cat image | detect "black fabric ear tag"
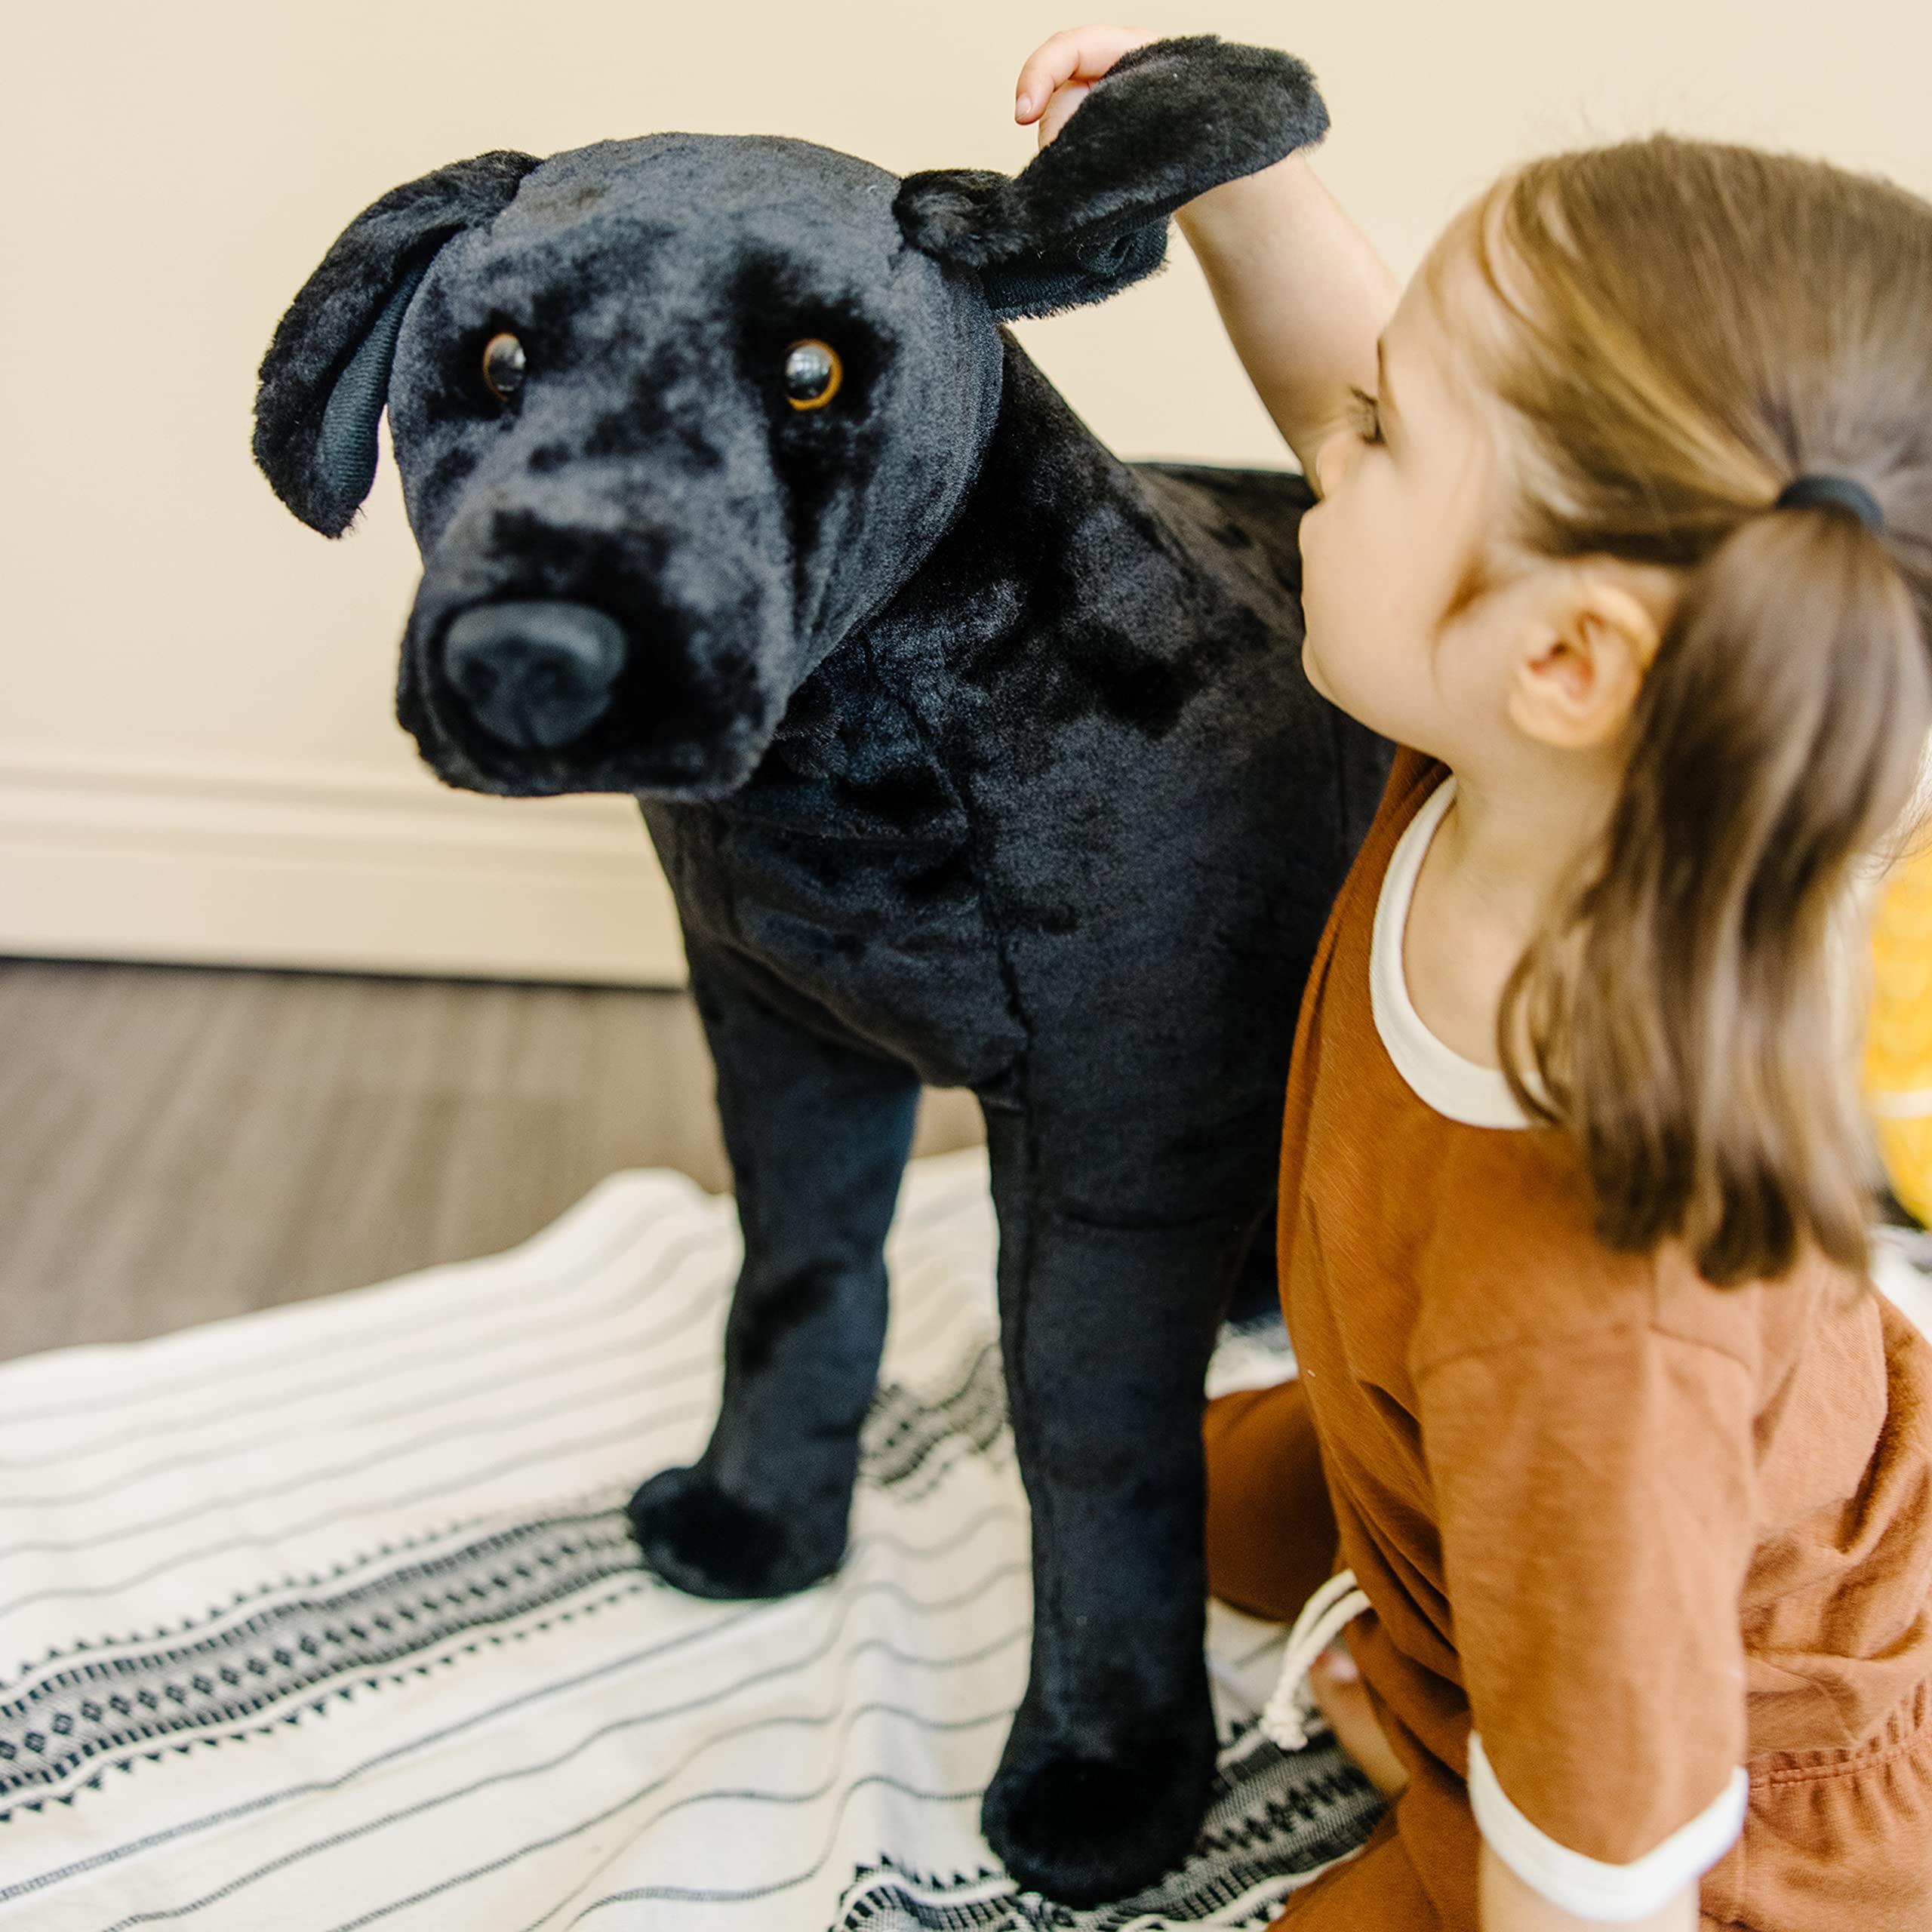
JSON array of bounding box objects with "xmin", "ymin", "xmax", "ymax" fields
[
  {"xmin": 315, "ymin": 260, "xmax": 430, "ymax": 510},
  {"xmin": 983, "ymin": 223, "xmax": 1170, "ymax": 324},
  {"xmin": 897, "ymin": 164, "xmax": 1174, "ymax": 321}
]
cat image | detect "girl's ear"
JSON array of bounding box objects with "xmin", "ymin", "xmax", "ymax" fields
[
  {"xmin": 894, "ymin": 35, "xmax": 1328, "ymax": 321},
  {"xmin": 1507, "ymin": 577, "xmax": 1666, "ymax": 749},
  {"xmin": 254, "ymin": 149, "xmax": 540, "ymax": 537}
]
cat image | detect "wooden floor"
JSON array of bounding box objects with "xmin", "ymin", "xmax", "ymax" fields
[{"xmin": 0, "ymin": 958, "xmax": 984, "ymax": 1363}]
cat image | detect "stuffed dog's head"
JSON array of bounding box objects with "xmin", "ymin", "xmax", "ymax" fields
[{"xmin": 254, "ymin": 36, "xmax": 1326, "ymax": 800}]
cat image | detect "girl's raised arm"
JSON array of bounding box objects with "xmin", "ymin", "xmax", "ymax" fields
[{"xmin": 1014, "ymin": 26, "xmax": 1398, "ymax": 485}]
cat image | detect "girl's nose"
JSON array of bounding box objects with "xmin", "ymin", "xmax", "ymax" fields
[{"xmin": 1313, "ymin": 429, "xmax": 1352, "ymax": 498}]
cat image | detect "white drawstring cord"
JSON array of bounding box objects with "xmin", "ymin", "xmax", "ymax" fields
[{"xmin": 1258, "ymin": 1567, "xmax": 1371, "ymax": 1752}]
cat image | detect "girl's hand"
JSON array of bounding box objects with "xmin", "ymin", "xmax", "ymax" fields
[
  {"xmin": 1013, "ymin": 26, "xmax": 1161, "ymax": 149},
  {"xmin": 1308, "ymin": 1633, "xmax": 1409, "ymax": 1800},
  {"xmin": 1014, "ymin": 26, "xmax": 1395, "ymax": 481}
]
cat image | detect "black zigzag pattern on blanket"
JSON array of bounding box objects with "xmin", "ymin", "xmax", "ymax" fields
[
  {"xmin": 861, "ymin": 1340, "xmax": 1009, "ymax": 1502},
  {"xmin": 0, "ymin": 1337, "xmax": 1017, "ymax": 1819},
  {"xmin": 833, "ymin": 1726, "xmax": 1386, "ymax": 1929},
  {"xmin": 0, "ymin": 1507, "xmax": 650, "ymax": 1817}
]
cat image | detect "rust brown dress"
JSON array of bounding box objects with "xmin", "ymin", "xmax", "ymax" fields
[{"xmin": 1204, "ymin": 749, "xmax": 1932, "ymax": 1930}]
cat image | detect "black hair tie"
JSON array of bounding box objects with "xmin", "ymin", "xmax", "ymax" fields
[{"xmin": 1774, "ymin": 473, "xmax": 1885, "ymax": 533}]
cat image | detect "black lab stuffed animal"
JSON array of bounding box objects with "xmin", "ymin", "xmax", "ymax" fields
[{"xmin": 253, "ymin": 35, "xmax": 1389, "ymax": 1906}]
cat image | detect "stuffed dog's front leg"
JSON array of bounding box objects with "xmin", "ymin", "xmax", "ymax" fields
[
  {"xmin": 627, "ymin": 943, "xmax": 921, "ymax": 1598},
  {"xmin": 977, "ymin": 1106, "xmax": 1247, "ymax": 1905}
]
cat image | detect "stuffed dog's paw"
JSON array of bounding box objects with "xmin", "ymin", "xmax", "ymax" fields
[
  {"xmin": 625, "ymin": 1463, "xmax": 847, "ymax": 1598},
  {"xmin": 982, "ymin": 1694, "xmax": 1220, "ymax": 1905}
]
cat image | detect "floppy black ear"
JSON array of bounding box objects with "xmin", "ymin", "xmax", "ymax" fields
[
  {"xmin": 895, "ymin": 35, "xmax": 1327, "ymax": 322},
  {"xmin": 253, "ymin": 149, "xmax": 540, "ymax": 537}
]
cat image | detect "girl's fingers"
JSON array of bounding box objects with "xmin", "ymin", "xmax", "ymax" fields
[
  {"xmin": 1309, "ymin": 1642, "xmax": 1410, "ymax": 1801},
  {"xmin": 1013, "ymin": 24, "xmax": 1159, "ymax": 123},
  {"xmin": 1035, "ymin": 83, "xmax": 1094, "ymax": 150}
]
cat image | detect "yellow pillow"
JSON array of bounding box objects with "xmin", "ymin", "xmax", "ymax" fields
[{"xmin": 1866, "ymin": 841, "xmax": 1932, "ymax": 1226}]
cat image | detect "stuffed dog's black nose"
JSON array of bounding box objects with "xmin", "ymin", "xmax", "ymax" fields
[{"xmin": 444, "ymin": 601, "xmax": 627, "ymax": 750}]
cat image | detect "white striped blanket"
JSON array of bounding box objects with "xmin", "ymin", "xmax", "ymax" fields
[{"xmin": 0, "ymin": 1149, "xmax": 1416, "ymax": 1932}]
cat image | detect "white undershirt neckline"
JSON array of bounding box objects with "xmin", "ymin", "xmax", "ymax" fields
[{"xmin": 1368, "ymin": 774, "xmax": 1532, "ymax": 1131}]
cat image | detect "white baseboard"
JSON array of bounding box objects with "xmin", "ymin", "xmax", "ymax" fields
[{"xmin": 0, "ymin": 749, "xmax": 688, "ymax": 986}]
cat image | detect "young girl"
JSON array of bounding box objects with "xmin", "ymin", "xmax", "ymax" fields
[{"xmin": 1015, "ymin": 28, "xmax": 1932, "ymax": 1932}]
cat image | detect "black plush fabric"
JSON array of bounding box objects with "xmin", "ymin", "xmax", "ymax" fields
[{"xmin": 252, "ymin": 35, "xmax": 1389, "ymax": 1908}]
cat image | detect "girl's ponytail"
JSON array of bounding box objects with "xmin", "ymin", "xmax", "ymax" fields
[
  {"xmin": 1451, "ymin": 136, "xmax": 1932, "ymax": 1282},
  {"xmin": 1502, "ymin": 502, "xmax": 1930, "ymax": 1281}
]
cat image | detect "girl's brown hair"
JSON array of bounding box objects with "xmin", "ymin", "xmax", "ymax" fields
[{"xmin": 1443, "ymin": 137, "xmax": 1932, "ymax": 1284}]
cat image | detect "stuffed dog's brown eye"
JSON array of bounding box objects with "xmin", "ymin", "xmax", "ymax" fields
[
  {"xmin": 783, "ymin": 339, "xmax": 841, "ymax": 411},
  {"xmin": 481, "ymin": 332, "xmax": 526, "ymax": 402}
]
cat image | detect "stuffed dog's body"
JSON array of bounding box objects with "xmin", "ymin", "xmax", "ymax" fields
[{"xmin": 254, "ymin": 38, "xmax": 1389, "ymax": 1904}]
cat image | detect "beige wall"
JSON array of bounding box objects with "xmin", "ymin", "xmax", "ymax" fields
[{"xmin": 4, "ymin": 2, "xmax": 1927, "ymax": 983}]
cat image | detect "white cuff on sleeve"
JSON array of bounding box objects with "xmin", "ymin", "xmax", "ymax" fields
[{"xmin": 1467, "ymin": 1731, "xmax": 1747, "ymax": 1924}]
